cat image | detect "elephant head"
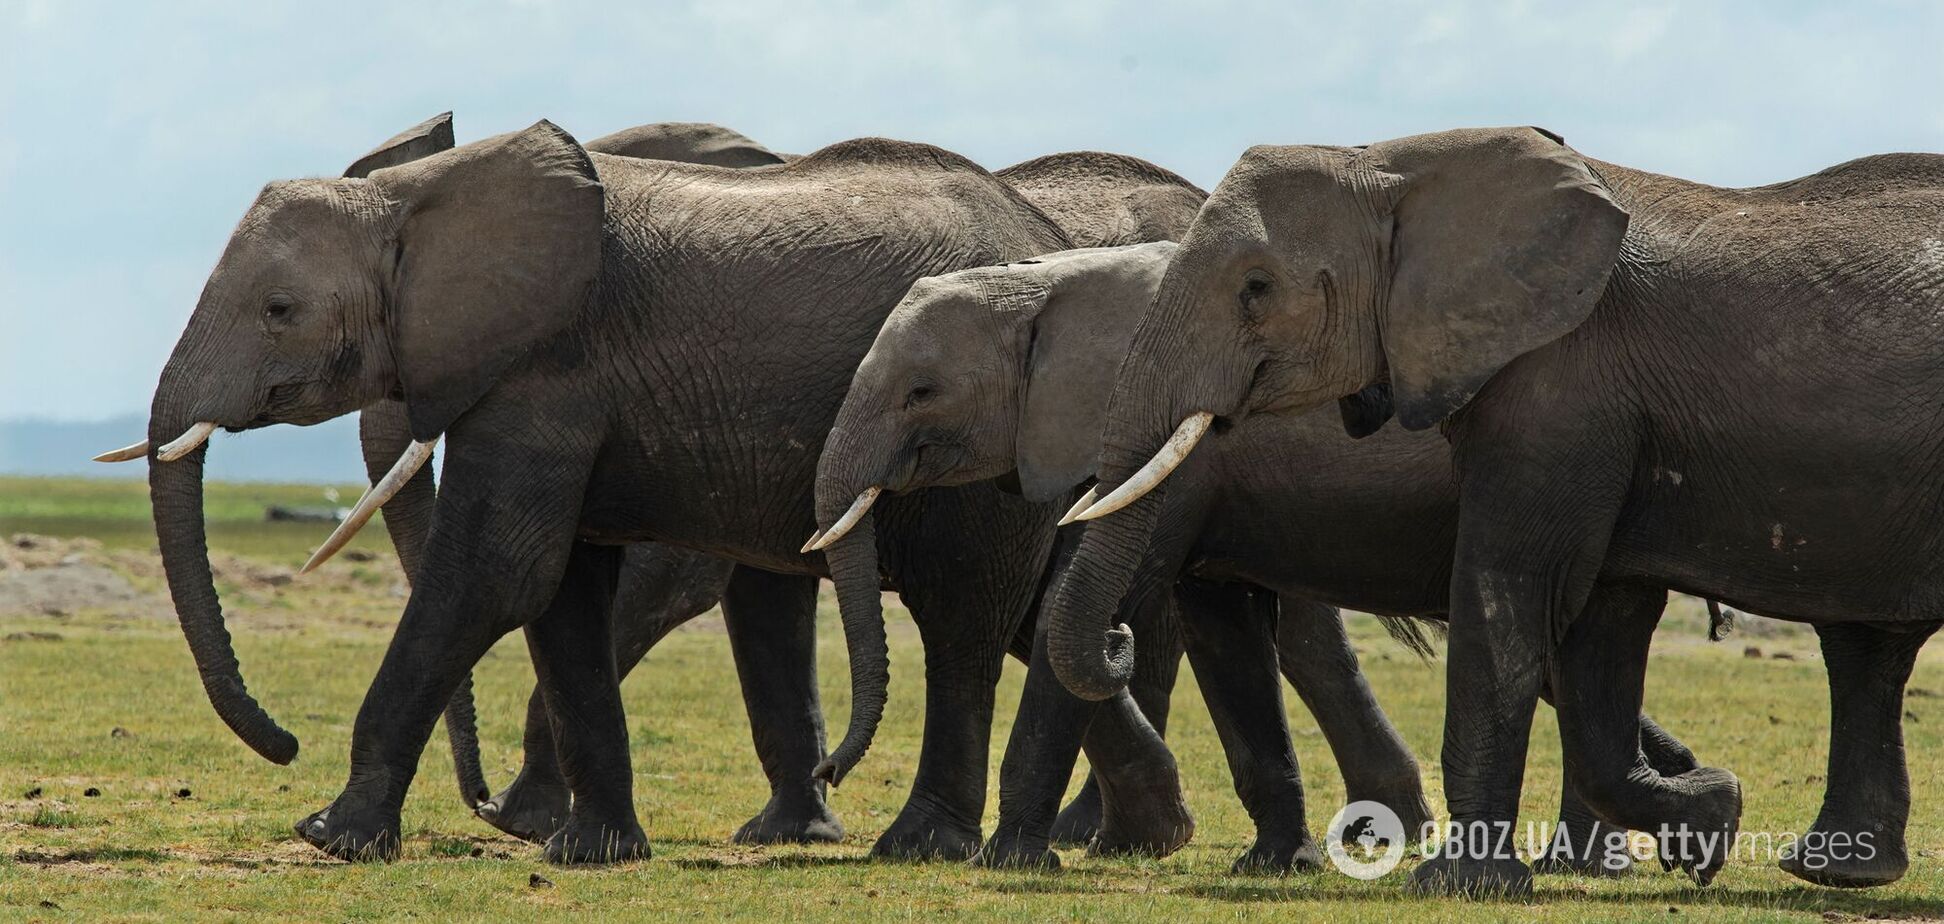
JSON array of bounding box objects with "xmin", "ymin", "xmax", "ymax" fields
[
  {"xmin": 135, "ymin": 120, "xmax": 605, "ymax": 763},
  {"xmin": 1053, "ymin": 127, "xmax": 1629, "ymax": 697},
  {"xmin": 807, "ymin": 243, "xmax": 1178, "ymax": 702}
]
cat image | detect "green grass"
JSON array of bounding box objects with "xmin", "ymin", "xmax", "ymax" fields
[
  {"xmin": 0, "ymin": 475, "xmax": 393, "ymax": 558},
  {"xmin": 4, "ymin": 475, "xmax": 1944, "ymax": 921}
]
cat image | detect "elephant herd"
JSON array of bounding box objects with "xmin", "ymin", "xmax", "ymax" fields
[{"xmin": 98, "ymin": 112, "xmax": 1944, "ymax": 897}]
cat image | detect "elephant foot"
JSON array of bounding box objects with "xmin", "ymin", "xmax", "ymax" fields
[
  {"xmin": 1779, "ymin": 825, "xmax": 1906, "ymax": 888},
  {"xmin": 871, "ymin": 802, "xmax": 982, "ymax": 861},
  {"xmin": 1048, "ymin": 782, "xmax": 1103, "ymax": 847},
  {"xmin": 731, "ymin": 789, "xmax": 844, "ymax": 845},
  {"xmin": 1533, "ymin": 820, "xmax": 1634, "ymax": 877},
  {"xmin": 972, "ymin": 828, "xmax": 1061, "ymax": 870},
  {"xmin": 543, "ymin": 814, "xmax": 649, "ymax": 866},
  {"xmin": 1650, "ymin": 767, "xmax": 1742, "ymax": 887},
  {"xmin": 1408, "ymin": 853, "xmax": 1533, "ymax": 898},
  {"xmin": 1230, "ymin": 831, "xmax": 1324, "ymax": 875},
  {"xmin": 1088, "ymin": 753, "xmax": 1194, "ymax": 858},
  {"xmin": 295, "ymin": 798, "xmax": 402, "ymax": 862},
  {"xmin": 475, "ymin": 773, "xmax": 571, "ymax": 843}
]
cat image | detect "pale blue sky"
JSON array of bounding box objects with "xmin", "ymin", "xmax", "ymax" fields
[{"xmin": 4, "ymin": 0, "xmax": 1941, "ymax": 421}]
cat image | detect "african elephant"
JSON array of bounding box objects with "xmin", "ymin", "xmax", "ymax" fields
[
  {"xmin": 137, "ymin": 120, "xmax": 1203, "ymax": 864},
  {"xmin": 816, "ymin": 240, "xmax": 1704, "ymax": 875},
  {"xmin": 1065, "ymin": 126, "xmax": 1944, "ymax": 894},
  {"xmin": 338, "ymin": 115, "xmax": 844, "ymax": 848}
]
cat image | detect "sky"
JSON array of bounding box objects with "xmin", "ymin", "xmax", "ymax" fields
[{"xmin": 3, "ymin": 0, "xmax": 1942, "ymax": 423}]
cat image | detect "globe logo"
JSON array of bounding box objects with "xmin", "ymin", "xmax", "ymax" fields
[{"xmin": 1325, "ymin": 800, "xmax": 1407, "ymax": 880}]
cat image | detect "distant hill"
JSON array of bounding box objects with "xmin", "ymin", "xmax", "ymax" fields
[{"xmin": 0, "ymin": 415, "xmax": 369, "ymax": 484}]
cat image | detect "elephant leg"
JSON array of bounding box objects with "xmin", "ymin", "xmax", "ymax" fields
[
  {"xmin": 1050, "ymin": 553, "xmax": 1185, "ymax": 849},
  {"xmin": 1779, "ymin": 620, "xmax": 1940, "ymax": 887},
  {"xmin": 980, "ymin": 541, "xmax": 1184, "ymax": 868},
  {"xmin": 1084, "ymin": 599, "xmax": 1193, "ymax": 859},
  {"xmin": 1550, "ymin": 582, "xmax": 1741, "ymax": 886},
  {"xmin": 524, "ymin": 541, "xmax": 647, "ymax": 865},
  {"xmin": 722, "ymin": 568, "xmax": 843, "ymax": 845},
  {"xmin": 1275, "ymin": 596, "xmax": 1431, "ymax": 837},
  {"xmin": 1538, "ymin": 711, "xmax": 1698, "ymax": 877},
  {"xmin": 477, "ymin": 543, "xmax": 731, "ymax": 843},
  {"xmin": 295, "ymin": 445, "xmax": 586, "ymax": 862},
  {"xmin": 872, "ymin": 489, "xmax": 1053, "ymax": 862},
  {"xmin": 1178, "ymin": 579, "xmax": 1321, "ymax": 874},
  {"xmin": 1050, "ymin": 641, "xmax": 1180, "ymax": 848}
]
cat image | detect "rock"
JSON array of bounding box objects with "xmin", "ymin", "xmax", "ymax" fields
[
  {"xmin": 84, "ymin": 787, "xmax": 100, "ymax": 798},
  {"xmin": 529, "ymin": 873, "xmax": 553, "ymax": 889},
  {"xmin": 110, "ymin": 727, "xmax": 133, "ymax": 739},
  {"xmin": 1743, "ymin": 646, "xmax": 1763, "ymax": 658}
]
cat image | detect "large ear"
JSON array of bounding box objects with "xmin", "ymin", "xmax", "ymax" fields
[
  {"xmin": 1371, "ymin": 127, "xmax": 1629, "ymax": 429},
  {"xmin": 370, "ymin": 120, "xmax": 605, "ymax": 440},
  {"xmin": 583, "ymin": 122, "xmax": 784, "ymax": 168},
  {"xmin": 344, "ymin": 112, "xmax": 455, "ymax": 178},
  {"xmin": 1014, "ymin": 243, "xmax": 1177, "ymax": 502},
  {"xmin": 1336, "ymin": 382, "xmax": 1393, "ymax": 438}
]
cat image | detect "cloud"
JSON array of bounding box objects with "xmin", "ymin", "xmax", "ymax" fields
[{"xmin": 2, "ymin": 0, "xmax": 1940, "ymax": 420}]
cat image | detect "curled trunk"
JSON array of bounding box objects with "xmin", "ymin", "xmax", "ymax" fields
[
  {"xmin": 358, "ymin": 400, "xmax": 489, "ymax": 807},
  {"xmin": 813, "ymin": 513, "xmax": 889, "ymax": 786},
  {"xmin": 149, "ymin": 414, "xmax": 299, "ymax": 764},
  {"xmin": 1047, "ymin": 488, "xmax": 1165, "ymax": 701}
]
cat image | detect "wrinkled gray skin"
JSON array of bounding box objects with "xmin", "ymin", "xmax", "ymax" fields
[
  {"xmin": 826, "ymin": 151, "xmax": 1435, "ymax": 868},
  {"xmin": 351, "ymin": 117, "xmax": 842, "ymax": 847},
  {"xmin": 829, "ymin": 241, "xmax": 1704, "ymax": 875},
  {"xmin": 1080, "ymin": 126, "xmax": 1944, "ymax": 894},
  {"xmin": 146, "ymin": 121, "xmax": 1109, "ymax": 864}
]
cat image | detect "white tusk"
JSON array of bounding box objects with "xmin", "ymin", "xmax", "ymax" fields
[
  {"xmin": 301, "ymin": 438, "xmax": 437, "ymax": 575},
  {"xmin": 806, "ymin": 487, "xmax": 881, "ymax": 552},
  {"xmin": 1074, "ymin": 412, "xmax": 1214, "ymax": 522},
  {"xmin": 1056, "ymin": 486, "xmax": 1099, "ymax": 526},
  {"xmin": 156, "ymin": 422, "xmax": 219, "ymax": 463},
  {"xmin": 799, "ymin": 529, "xmax": 825, "ymax": 555},
  {"xmin": 93, "ymin": 439, "xmax": 151, "ymax": 463}
]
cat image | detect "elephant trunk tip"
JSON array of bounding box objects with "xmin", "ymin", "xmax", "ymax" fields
[{"xmin": 1052, "ymin": 622, "xmax": 1137, "ymax": 702}]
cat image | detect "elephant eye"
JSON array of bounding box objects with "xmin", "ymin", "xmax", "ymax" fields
[
  {"xmin": 906, "ymin": 384, "xmax": 937, "ymax": 409},
  {"xmin": 1238, "ymin": 272, "xmax": 1274, "ymax": 313},
  {"xmin": 263, "ymin": 300, "xmax": 292, "ymax": 321}
]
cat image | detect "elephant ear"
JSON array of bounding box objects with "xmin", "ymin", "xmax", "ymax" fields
[
  {"xmin": 1337, "ymin": 382, "xmax": 1394, "ymax": 438},
  {"xmin": 344, "ymin": 112, "xmax": 455, "ymax": 178},
  {"xmin": 1014, "ymin": 243, "xmax": 1177, "ymax": 502},
  {"xmin": 371, "ymin": 120, "xmax": 605, "ymax": 440},
  {"xmin": 1372, "ymin": 127, "xmax": 1629, "ymax": 430}
]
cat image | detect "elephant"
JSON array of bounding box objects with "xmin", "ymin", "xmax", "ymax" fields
[
  {"xmin": 814, "ymin": 239, "xmax": 1705, "ymax": 875},
  {"xmin": 133, "ymin": 117, "xmax": 1227, "ymax": 865},
  {"xmin": 1062, "ymin": 125, "xmax": 1944, "ymax": 894},
  {"xmin": 340, "ymin": 115, "xmax": 846, "ymax": 848}
]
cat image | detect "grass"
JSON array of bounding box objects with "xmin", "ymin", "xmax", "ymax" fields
[{"xmin": 4, "ymin": 475, "xmax": 1944, "ymax": 921}]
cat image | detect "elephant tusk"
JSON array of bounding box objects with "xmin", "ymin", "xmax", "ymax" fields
[
  {"xmin": 1074, "ymin": 412, "xmax": 1214, "ymax": 522},
  {"xmin": 807, "ymin": 487, "xmax": 881, "ymax": 552},
  {"xmin": 93, "ymin": 439, "xmax": 151, "ymax": 463},
  {"xmin": 156, "ymin": 422, "xmax": 219, "ymax": 463},
  {"xmin": 1056, "ymin": 486, "xmax": 1099, "ymax": 527},
  {"xmin": 799, "ymin": 529, "xmax": 825, "ymax": 555},
  {"xmin": 301, "ymin": 438, "xmax": 438, "ymax": 575}
]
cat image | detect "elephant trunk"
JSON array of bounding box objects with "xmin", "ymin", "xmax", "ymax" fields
[
  {"xmin": 809, "ymin": 425, "xmax": 890, "ymax": 786},
  {"xmin": 149, "ymin": 398, "xmax": 299, "ymax": 764},
  {"xmin": 359, "ymin": 401, "xmax": 489, "ymax": 807},
  {"xmin": 813, "ymin": 513, "xmax": 888, "ymax": 786},
  {"xmin": 1046, "ymin": 488, "xmax": 1163, "ymax": 701}
]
